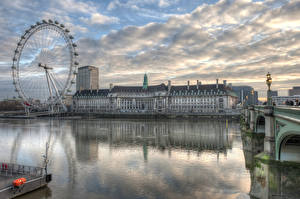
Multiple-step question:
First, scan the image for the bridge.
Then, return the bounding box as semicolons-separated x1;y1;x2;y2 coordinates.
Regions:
242;105;300;162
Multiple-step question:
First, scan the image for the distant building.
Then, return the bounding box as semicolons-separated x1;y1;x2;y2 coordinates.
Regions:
72;75;238;114
272;96;300;105
232;86;258;105
76;66;99;91
288;87;300;96
270;90;278;97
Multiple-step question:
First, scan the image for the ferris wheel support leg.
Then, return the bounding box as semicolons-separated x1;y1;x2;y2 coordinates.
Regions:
25;106;30;116
45;70;54;113
48;72;67;112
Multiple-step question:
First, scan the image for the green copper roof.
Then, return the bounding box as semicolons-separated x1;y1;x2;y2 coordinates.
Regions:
143;73;148;89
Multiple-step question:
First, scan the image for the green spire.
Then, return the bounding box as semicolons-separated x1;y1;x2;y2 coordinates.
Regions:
143;73;148;89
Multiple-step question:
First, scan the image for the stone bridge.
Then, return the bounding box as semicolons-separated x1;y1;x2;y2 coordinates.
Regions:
242;105;300;162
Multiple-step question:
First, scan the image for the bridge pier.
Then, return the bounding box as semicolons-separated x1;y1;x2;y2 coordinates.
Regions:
263;106;275;158
249;106;255;131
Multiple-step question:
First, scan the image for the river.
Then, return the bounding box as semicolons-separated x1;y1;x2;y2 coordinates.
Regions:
0;118;299;199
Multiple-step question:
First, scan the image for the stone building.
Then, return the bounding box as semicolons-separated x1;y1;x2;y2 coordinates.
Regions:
232;85;258;105
76;66;99;91
72;74;238;113
288;86;300;96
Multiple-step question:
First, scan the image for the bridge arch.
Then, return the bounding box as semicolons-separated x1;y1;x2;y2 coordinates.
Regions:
255;115;265;133
278;132;300;162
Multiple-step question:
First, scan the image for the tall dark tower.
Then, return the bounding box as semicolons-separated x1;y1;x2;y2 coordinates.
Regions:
143;73;148;89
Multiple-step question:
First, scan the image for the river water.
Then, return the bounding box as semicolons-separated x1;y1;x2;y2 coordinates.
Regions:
0;118;299;199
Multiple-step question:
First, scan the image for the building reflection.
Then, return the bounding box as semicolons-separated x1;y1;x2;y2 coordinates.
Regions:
72;121;99;162
71;119;234;162
241;131;300;199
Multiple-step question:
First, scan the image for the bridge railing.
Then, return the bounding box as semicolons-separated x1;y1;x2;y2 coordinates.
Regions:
253;105;265;112
274;106;300;124
0;162;43;177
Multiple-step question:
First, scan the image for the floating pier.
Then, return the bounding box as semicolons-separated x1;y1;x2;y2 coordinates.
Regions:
0;162;51;199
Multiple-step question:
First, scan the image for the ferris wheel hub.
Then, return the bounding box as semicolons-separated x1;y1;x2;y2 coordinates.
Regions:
38;63;53;70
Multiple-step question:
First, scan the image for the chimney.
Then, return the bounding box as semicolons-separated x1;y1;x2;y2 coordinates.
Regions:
197;80;199;89
168;80;171;92
223;80;227;87
187;80;190;90
109;83;113;92
216;79;219;89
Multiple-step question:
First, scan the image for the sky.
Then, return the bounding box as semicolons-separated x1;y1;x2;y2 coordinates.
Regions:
0;0;299;100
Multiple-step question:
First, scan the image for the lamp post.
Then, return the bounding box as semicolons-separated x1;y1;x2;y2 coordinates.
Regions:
266;72;272;106
245;95;248;106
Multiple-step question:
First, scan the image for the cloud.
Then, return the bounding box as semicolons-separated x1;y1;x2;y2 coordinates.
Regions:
53;0;97;14
0;0;300;99
107;0;177;10
81;13;120;25
73;0;300;99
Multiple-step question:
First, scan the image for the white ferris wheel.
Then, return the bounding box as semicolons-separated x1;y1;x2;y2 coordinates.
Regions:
12;19;78;112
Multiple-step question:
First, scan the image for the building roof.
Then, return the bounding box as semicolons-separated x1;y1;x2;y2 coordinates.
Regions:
78;65;98;70
169;84;236;96
73;83;237;97
111;84;167;93
74;89;109;97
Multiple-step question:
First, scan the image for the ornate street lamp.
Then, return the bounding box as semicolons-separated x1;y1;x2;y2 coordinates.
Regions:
266;72;272;105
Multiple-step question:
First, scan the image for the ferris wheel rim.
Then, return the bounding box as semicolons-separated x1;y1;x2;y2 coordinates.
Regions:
11;19;79;109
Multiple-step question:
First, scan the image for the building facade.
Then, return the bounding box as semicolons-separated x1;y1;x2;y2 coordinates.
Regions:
232;86;258;105
270;90;278;97
76;66;99;91
288;86;300;96
73;75;238;114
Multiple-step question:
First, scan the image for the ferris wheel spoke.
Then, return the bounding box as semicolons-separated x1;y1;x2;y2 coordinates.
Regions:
50;30;64;50
20;74;42;95
49;29;59;49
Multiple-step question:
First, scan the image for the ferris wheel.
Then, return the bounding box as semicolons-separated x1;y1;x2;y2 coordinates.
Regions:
12;19;78;112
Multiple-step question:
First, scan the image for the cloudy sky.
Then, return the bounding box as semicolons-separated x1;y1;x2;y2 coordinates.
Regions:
0;0;299;100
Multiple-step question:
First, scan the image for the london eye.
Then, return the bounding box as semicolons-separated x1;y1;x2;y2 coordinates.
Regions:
12;19;78;112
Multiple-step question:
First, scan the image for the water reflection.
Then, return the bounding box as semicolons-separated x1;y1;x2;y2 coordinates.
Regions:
241;131;300;199
0;118;249;199
72;119;234;162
